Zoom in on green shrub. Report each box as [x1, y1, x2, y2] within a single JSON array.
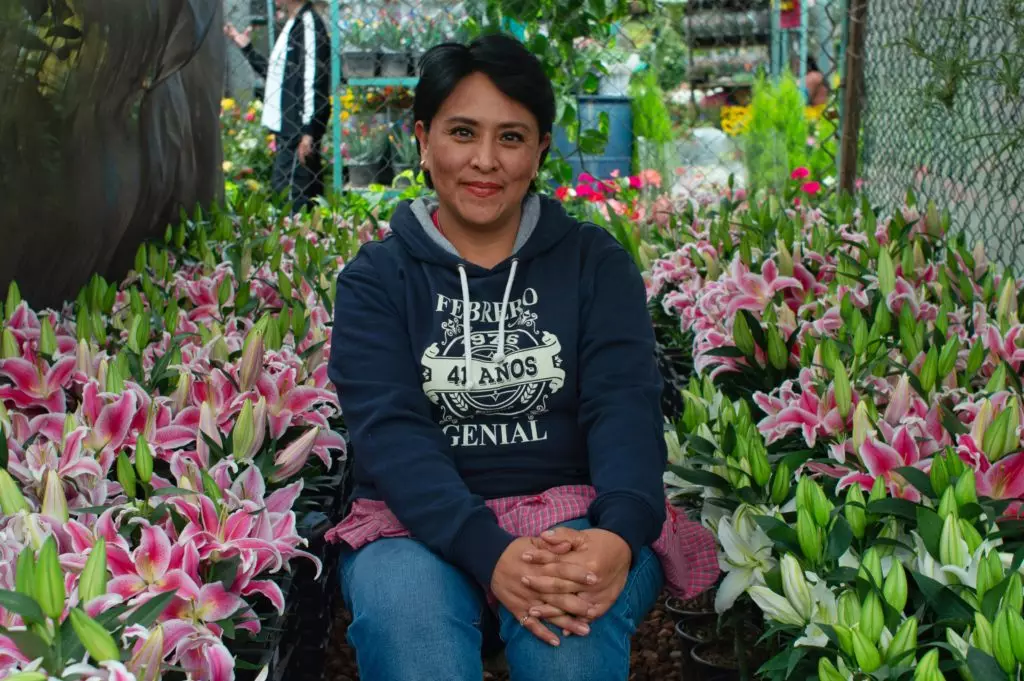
[[742, 72, 809, 192]]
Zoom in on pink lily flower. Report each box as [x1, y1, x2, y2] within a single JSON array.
[[173, 494, 279, 563], [977, 451, 1024, 500], [79, 381, 140, 453], [0, 353, 76, 412], [107, 523, 202, 606], [723, 257, 804, 317], [256, 367, 338, 439], [755, 369, 849, 447], [838, 427, 925, 501]]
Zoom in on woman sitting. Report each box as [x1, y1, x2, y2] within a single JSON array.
[[326, 33, 717, 680]]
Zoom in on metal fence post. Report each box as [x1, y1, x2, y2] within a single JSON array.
[[838, 0, 866, 194], [266, 0, 275, 50], [331, 0, 343, 196]]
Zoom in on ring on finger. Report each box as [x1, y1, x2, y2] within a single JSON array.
[[519, 613, 530, 627]]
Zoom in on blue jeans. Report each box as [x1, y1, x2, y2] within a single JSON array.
[[339, 517, 664, 681]]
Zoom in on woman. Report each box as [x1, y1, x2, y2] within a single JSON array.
[[326, 33, 717, 680]]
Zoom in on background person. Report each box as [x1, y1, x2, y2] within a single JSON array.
[[225, 0, 330, 210], [326, 33, 717, 681]]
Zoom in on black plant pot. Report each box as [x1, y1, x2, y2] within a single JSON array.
[[691, 641, 740, 681]]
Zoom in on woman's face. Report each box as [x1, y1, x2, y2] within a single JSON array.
[[415, 72, 550, 231]]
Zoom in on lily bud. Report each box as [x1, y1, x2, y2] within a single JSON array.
[[853, 316, 868, 356], [41, 469, 69, 523], [939, 513, 967, 568], [129, 623, 165, 681], [134, 436, 153, 484], [930, 456, 951, 497], [887, 616, 919, 665], [818, 658, 845, 681], [914, 649, 942, 681], [986, 363, 1008, 394], [1007, 608, 1024, 663], [15, 549, 35, 598], [270, 426, 321, 483], [845, 484, 867, 539], [837, 590, 861, 628], [877, 248, 896, 297], [797, 508, 822, 564], [811, 483, 833, 528], [68, 607, 121, 662], [766, 325, 789, 371], [973, 613, 994, 654], [239, 321, 266, 393], [996, 278, 1018, 328], [38, 317, 58, 357], [79, 537, 109, 604], [117, 452, 137, 499], [938, 487, 958, 520], [860, 591, 885, 643], [954, 469, 977, 507], [833, 361, 852, 419], [748, 442, 771, 487], [938, 337, 959, 380], [920, 347, 938, 393], [172, 371, 192, 412], [852, 627, 883, 673], [859, 547, 884, 587], [1, 328, 19, 358], [35, 535, 65, 620], [234, 397, 266, 462], [959, 519, 983, 555], [770, 462, 791, 505], [2, 672, 48, 681], [883, 560, 909, 612], [869, 474, 887, 504], [780, 554, 814, 621], [777, 239, 794, 277], [983, 405, 1013, 461], [993, 608, 1017, 673], [732, 311, 755, 357], [0, 468, 31, 515], [1004, 573, 1023, 614], [853, 401, 872, 450], [834, 624, 855, 655], [796, 476, 813, 512]]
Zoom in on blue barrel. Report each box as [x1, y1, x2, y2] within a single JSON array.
[[552, 95, 633, 182]]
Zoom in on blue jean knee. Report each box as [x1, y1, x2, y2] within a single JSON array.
[[497, 517, 665, 681], [338, 538, 488, 681]]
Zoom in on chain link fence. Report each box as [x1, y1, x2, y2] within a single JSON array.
[[859, 0, 1024, 270], [218, 0, 848, 202]]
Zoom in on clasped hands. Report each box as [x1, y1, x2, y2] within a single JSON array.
[[490, 527, 631, 647]]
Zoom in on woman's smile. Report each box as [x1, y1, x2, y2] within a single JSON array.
[[463, 181, 503, 199]]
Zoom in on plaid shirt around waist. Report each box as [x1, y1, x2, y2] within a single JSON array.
[[325, 484, 719, 600]]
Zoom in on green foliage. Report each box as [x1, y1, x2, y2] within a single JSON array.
[[742, 72, 810, 192], [629, 68, 675, 173]]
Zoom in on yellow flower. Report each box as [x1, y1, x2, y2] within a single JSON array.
[[340, 110, 350, 122], [245, 180, 262, 192], [222, 161, 234, 172], [221, 98, 237, 112]]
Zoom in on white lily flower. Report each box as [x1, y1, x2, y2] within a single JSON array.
[[714, 506, 776, 613], [748, 586, 806, 626], [795, 572, 839, 648]]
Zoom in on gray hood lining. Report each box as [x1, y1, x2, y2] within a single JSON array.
[[409, 194, 542, 260]]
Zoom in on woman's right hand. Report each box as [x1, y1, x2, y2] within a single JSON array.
[[224, 23, 252, 48], [491, 537, 597, 646]]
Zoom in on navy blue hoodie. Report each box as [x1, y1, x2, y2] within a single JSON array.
[[328, 193, 667, 588]]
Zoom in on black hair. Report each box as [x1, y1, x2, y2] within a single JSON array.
[[412, 32, 556, 190]]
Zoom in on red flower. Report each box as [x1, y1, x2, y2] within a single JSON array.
[[554, 186, 570, 201], [628, 175, 643, 190], [791, 166, 810, 180], [800, 181, 822, 195]]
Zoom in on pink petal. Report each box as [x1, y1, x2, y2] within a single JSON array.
[[82, 380, 104, 425], [154, 569, 202, 600], [837, 472, 876, 491], [136, 525, 172, 583], [860, 437, 903, 477], [44, 356, 77, 392], [108, 574, 147, 600], [282, 386, 326, 413], [222, 511, 253, 542], [0, 357, 41, 393], [205, 641, 236, 681], [30, 413, 66, 442], [241, 580, 285, 614], [153, 425, 195, 450], [94, 391, 138, 449], [265, 481, 302, 514], [892, 426, 921, 465], [196, 583, 244, 622]]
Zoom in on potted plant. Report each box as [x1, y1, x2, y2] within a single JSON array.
[[377, 20, 410, 77], [343, 122, 388, 187], [342, 20, 376, 79], [389, 122, 419, 187]]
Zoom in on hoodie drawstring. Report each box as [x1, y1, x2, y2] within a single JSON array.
[[494, 259, 519, 363], [456, 259, 519, 390]]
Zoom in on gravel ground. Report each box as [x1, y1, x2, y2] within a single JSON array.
[[325, 594, 687, 681]]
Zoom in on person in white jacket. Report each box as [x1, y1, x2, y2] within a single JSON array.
[[225, 1, 330, 210]]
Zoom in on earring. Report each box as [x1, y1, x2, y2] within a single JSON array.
[[420, 159, 427, 168]]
